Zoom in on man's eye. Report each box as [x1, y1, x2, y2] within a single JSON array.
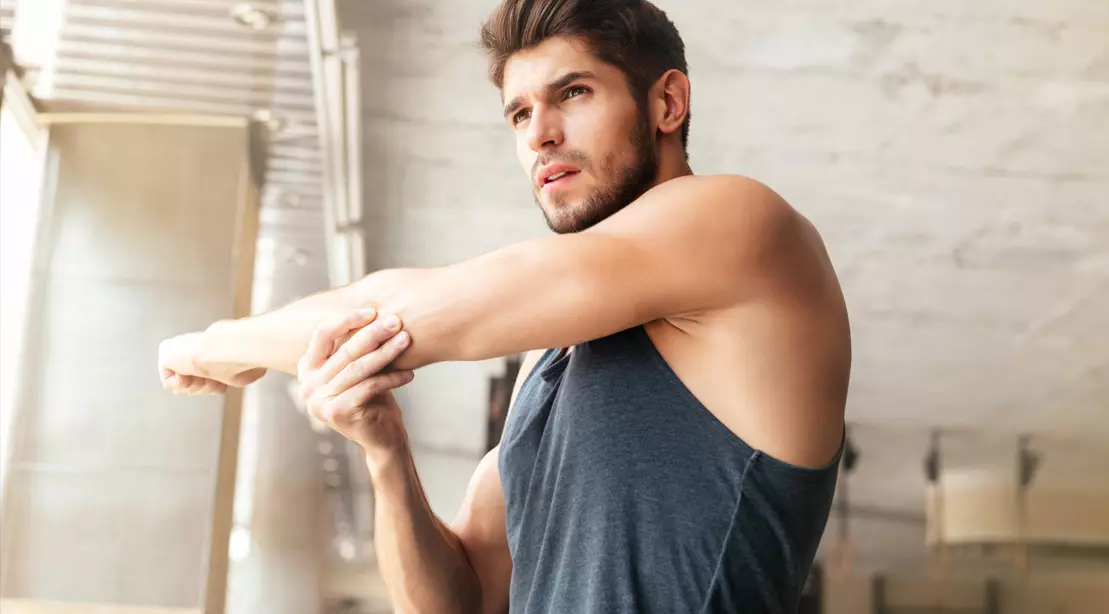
[[513, 109, 531, 125], [565, 85, 588, 99]]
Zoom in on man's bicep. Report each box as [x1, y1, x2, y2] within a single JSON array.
[[583, 174, 799, 319], [452, 447, 512, 614]]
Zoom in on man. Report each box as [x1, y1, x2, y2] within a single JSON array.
[[159, 0, 851, 611]]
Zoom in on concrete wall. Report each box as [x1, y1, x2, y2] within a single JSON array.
[[0, 121, 258, 608]]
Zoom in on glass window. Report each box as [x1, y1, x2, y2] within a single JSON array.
[[0, 75, 47, 500]]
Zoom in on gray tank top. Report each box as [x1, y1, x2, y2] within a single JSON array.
[[499, 325, 840, 614]]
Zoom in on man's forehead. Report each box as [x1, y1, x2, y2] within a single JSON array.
[[501, 37, 608, 99]]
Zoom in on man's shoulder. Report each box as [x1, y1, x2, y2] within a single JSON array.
[[651, 173, 780, 198], [643, 173, 807, 236], [664, 175, 841, 304]]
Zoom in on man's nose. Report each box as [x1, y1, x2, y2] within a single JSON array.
[[527, 106, 563, 152]]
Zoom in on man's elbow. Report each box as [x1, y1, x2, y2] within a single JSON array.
[[355, 266, 472, 369]]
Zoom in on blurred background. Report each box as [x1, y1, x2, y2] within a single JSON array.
[[0, 1, 1106, 613]]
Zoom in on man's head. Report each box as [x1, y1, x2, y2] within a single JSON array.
[[480, 0, 691, 234]]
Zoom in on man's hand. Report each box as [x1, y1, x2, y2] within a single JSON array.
[[297, 310, 415, 459], [159, 331, 267, 395]]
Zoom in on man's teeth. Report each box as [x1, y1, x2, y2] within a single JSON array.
[[547, 171, 568, 183]]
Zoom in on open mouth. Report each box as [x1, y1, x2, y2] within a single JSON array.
[[543, 170, 579, 188]]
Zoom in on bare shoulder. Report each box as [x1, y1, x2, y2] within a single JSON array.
[[682, 175, 846, 324], [615, 173, 819, 264], [643, 174, 839, 306], [696, 174, 818, 248], [640, 174, 799, 222]]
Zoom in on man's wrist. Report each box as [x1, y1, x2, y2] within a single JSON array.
[[200, 319, 236, 365], [365, 445, 412, 487], [201, 317, 269, 372]]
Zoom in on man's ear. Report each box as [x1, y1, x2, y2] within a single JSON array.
[[651, 69, 690, 137]]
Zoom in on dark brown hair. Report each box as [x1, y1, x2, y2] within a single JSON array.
[[480, 0, 691, 151]]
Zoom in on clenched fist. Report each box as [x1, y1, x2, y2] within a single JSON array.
[[159, 331, 266, 395], [297, 309, 415, 458]]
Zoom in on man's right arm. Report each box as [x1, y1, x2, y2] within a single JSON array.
[[370, 349, 542, 614]]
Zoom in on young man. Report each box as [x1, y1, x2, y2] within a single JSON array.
[[159, 0, 851, 611]]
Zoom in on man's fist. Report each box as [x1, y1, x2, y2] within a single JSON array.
[[159, 331, 265, 395], [297, 309, 414, 456]]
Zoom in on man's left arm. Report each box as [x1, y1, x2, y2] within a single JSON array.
[[180, 175, 801, 380]]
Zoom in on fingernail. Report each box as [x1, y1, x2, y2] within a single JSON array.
[[384, 315, 400, 331], [360, 307, 376, 319], [394, 331, 409, 345]]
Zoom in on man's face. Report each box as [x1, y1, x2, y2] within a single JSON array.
[[502, 37, 659, 234]]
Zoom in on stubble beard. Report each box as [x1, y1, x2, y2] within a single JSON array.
[[535, 111, 659, 235]]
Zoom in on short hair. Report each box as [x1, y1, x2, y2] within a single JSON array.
[[480, 0, 691, 151]]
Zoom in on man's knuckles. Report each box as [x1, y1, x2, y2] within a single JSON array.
[[297, 379, 316, 402], [352, 318, 397, 352], [307, 396, 330, 423]]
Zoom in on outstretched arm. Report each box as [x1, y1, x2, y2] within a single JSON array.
[[165, 175, 804, 385]]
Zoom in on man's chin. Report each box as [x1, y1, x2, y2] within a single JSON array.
[[538, 203, 580, 234], [544, 204, 607, 234]]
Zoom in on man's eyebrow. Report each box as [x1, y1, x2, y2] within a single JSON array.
[[503, 95, 525, 120], [502, 71, 596, 119]]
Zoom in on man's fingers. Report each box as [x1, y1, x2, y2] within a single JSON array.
[[307, 370, 414, 425], [327, 331, 411, 397], [162, 374, 179, 391], [304, 308, 378, 369], [332, 370, 415, 420], [166, 374, 224, 396], [161, 371, 226, 396], [186, 378, 212, 395], [198, 380, 228, 395], [316, 314, 403, 386]]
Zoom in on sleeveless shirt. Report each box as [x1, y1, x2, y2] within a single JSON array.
[[499, 325, 840, 613]]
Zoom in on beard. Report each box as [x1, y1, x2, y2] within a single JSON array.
[[534, 110, 659, 235]]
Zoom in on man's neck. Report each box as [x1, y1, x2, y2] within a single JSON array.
[[654, 146, 694, 187]]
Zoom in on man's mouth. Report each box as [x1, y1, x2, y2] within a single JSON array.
[[542, 170, 579, 189]]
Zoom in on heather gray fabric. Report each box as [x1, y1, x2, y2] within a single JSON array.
[[499, 325, 840, 614]]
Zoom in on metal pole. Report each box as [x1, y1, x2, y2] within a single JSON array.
[[871, 574, 887, 614], [302, 0, 344, 285], [1015, 435, 1039, 578]]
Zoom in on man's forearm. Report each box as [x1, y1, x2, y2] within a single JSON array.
[[197, 267, 438, 375], [369, 448, 482, 614], [200, 231, 661, 375], [201, 283, 369, 374]]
